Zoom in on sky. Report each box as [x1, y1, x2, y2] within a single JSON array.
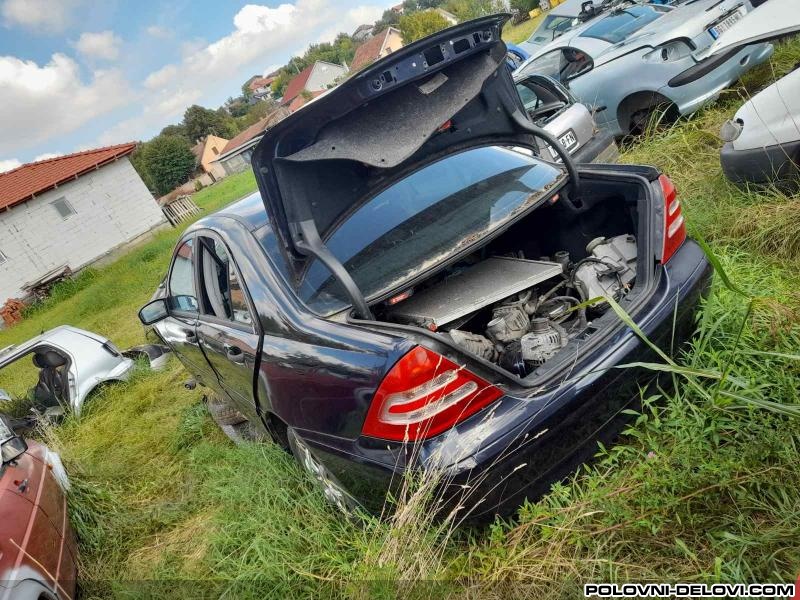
[[0, 0, 387, 172]]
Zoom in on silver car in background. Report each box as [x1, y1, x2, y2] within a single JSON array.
[[515, 0, 774, 137], [515, 71, 619, 162], [0, 326, 168, 418], [518, 0, 604, 56], [707, 0, 800, 186]]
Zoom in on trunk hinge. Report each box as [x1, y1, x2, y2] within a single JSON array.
[[291, 219, 373, 320]]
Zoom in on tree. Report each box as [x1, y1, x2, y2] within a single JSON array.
[[271, 70, 294, 98], [236, 98, 279, 129], [129, 143, 155, 191], [159, 123, 188, 140], [141, 135, 196, 196], [399, 10, 450, 42], [241, 78, 255, 100], [182, 105, 239, 142], [374, 8, 401, 30], [444, 0, 504, 21]]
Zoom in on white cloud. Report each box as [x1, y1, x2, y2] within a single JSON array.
[[1, 0, 79, 33], [97, 0, 383, 146], [0, 158, 21, 173], [74, 31, 122, 61], [0, 53, 131, 156], [146, 25, 171, 38], [33, 152, 61, 161], [143, 64, 177, 91]]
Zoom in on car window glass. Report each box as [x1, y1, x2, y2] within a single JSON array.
[[532, 15, 580, 44], [525, 49, 562, 81], [169, 239, 199, 313], [523, 48, 592, 83], [582, 5, 664, 43], [199, 237, 253, 327], [297, 146, 563, 315], [516, 82, 540, 109]]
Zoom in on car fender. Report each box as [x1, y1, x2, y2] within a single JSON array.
[[71, 356, 134, 416], [730, 66, 800, 151]]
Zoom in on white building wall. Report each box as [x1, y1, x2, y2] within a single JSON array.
[[0, 157, 165, 302]]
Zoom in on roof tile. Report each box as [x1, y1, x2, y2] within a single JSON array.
[[0, 143, 137, 211]]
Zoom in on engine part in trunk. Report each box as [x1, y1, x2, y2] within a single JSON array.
[[573, 234, 637, 303], [520, 318, 567, 366], [487, 298, 531, 344], [385, 257, 562, 330], [448, 330, 498, 362]]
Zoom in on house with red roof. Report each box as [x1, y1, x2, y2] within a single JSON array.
[[0, 143, 166, 304], [349, 27, 403, 72], [280, 61, 348, 110], [212, 107, 290, 176]]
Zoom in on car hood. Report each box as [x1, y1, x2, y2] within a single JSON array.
[[703, 0, 799, 58], [542, 0, 748, 67], [251, 15, 544, 253]]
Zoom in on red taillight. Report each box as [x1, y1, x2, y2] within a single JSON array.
[[362, 346, 503, 442], [659, 174, 686, 264]]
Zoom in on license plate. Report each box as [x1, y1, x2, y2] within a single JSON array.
[[548, 130, 578, 159], [708, 7, 745, 39]]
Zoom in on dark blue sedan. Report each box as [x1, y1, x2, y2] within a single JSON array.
[[139, 16, 711, 518]]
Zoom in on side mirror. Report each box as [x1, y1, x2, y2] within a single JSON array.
[[138, 298, 169, 325], [1, 435, 27, 464]]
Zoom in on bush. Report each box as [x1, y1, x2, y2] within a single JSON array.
[[399, 10, 450, 42], [141, 135, 196, 196]]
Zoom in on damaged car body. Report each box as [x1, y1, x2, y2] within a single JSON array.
[[141, 16, 712, 518], [0, 326, 167, 420]]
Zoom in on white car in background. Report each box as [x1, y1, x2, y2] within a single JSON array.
[[704, 0, 800, 186], [515, 71, 619, 163], [518, 0, 604, 56]]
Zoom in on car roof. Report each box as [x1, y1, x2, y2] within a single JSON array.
[[520, 0, 721, 65], [0, 326, 108, 367], [203, 191, 269, 232]]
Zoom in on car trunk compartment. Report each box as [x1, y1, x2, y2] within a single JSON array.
[[360, 170, 656, 383]]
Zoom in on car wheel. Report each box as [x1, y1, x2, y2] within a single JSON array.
[[287, 428, 360, 515]]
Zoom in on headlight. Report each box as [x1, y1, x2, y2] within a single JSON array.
[[643, 40, 694, 63], [720, 118, 744, 143]]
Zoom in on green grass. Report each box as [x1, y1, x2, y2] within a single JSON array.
[[3, 40, 800, 599], [502, 14, 545, 45]]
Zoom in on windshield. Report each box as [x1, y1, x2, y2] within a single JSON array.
[[582, 5, 664, 43], [530, 14, 581, 44], [294, 146, 564, 315]]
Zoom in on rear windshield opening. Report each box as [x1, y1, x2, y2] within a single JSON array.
[[295, 147, 565, 316]]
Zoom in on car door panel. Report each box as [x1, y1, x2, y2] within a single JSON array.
[[197, 322, 260, 421], [194, 233, 261, 420], [154, 236, 218, 387]]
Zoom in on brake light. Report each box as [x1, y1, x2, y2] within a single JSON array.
[[659, 174, 686, 264], [362, 346, 503, 442]]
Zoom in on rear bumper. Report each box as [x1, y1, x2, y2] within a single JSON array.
[[574, 130, 619, 164], [663, 44, 773, 115], [721, 140, 800, 185], [297, 240, 712, 516]]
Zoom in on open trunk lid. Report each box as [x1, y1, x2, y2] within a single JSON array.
[[252, 15, 549, 258]]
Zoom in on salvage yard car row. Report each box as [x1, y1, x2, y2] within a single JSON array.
[[1, 1, 797, 595]]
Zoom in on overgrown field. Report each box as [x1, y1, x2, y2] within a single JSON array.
[[1, 39, 799, 599]]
